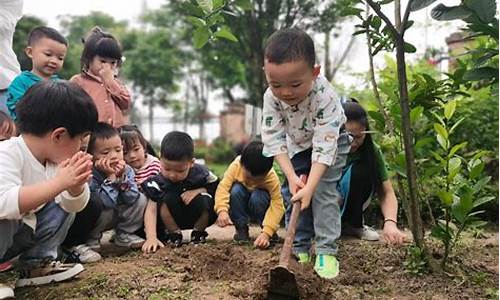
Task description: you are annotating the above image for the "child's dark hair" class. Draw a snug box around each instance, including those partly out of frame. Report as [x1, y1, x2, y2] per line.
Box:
[80, 27, 122, 70]
[16, 81, 98, 138]
[342, 100, 383, 191]
[160, 131, 193, 161]
[28, 26, 68, 46]
[264, 28, 315, 67]
[119, 125, 147, 154]
[240, 141, 274, 177]
[88, 122, 119, 154]
[0, 111, 16, 140]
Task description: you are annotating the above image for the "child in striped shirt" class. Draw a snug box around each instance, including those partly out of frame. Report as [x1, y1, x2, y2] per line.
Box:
[119, 125, 161, 185]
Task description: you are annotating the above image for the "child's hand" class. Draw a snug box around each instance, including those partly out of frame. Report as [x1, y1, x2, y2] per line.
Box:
[114, 159, 126, 178]
[98, 63, 115, 83]
[287, 173, 306, 196]
[142, 238, 164, 254]
[181, 188, 205, 205]
[291, 186, 314, 211]
[216, 211, 233, 227]
[56, 151, 93, 194]
[382, 221, 406, 245]
[254, 232, 270, 249]
[95, 157, 117, 177]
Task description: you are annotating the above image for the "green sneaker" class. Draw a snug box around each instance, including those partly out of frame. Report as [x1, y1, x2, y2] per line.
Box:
[296, 253, 311, 264]
[314, 254, 339, 279]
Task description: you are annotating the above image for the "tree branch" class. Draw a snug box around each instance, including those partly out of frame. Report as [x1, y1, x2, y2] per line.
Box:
[401, 0, 414, 35]
[364, 0, 400, 39]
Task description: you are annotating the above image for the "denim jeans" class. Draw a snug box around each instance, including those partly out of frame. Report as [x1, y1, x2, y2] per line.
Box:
[0, 90, 9, 115]
[281, 130, 351, 255]
[0, 200, 74, 266]
[229, 182, 270, 227]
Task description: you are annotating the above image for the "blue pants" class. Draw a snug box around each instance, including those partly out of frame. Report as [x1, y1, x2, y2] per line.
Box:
[229, 183, 270, 227]
[0, 201, 74, 266]
[281, 131, 351, 255]
[0, 90, 10, 115]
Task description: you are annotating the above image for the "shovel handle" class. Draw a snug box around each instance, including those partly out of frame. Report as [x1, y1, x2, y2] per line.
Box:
[278, 175, 307, 267]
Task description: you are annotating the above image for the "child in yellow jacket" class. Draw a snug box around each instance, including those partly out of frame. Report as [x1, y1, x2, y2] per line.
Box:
[215, 141, 284, 249]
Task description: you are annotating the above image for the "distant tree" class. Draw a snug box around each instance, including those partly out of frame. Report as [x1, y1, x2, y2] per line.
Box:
[12, 15, 45, 72]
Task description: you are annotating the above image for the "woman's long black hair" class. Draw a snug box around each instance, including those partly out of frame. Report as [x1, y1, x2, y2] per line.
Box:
[343, 100, 384, 193]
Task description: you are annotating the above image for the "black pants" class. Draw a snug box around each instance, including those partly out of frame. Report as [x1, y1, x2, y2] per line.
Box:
[163, 193, 216, 230]
[63, 195, 104, 248]
[341, 159, 373, 228]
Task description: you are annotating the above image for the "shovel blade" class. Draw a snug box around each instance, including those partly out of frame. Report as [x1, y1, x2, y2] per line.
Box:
[267, 266, 300, 300]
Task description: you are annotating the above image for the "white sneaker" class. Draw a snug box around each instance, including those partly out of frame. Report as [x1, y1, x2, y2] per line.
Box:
[113, 233, 145, 249]
[85, 238, 101, 250]
[0, 284, 14, 299]
[71, 245, 102, 263]
[343, 224, 380, 241]
[16, 261, 84, 287]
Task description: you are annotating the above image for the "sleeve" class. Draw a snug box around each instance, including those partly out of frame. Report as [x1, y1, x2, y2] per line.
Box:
[56, 184, 90, 213]
[6, 76, 28, 120]
[89, 177, 119, 209]
[214, 160, 238, 214]
[118, 166, 141, 205]
[141, 177, 165, 203]
[261, 171, 285, 237]
[261, 89, 288, 158]
[105, 78, 131, 111]
[0, 146, 23, 220]
[311, 80, 346, 166]
[204, 170, 219, 197]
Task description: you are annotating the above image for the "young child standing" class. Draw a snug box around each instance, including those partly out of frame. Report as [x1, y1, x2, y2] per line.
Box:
[71, 27, 130, 127]
[0, 81, 97, 297]
[214, 141, 284, 249]
[7, 26, 67, 119]
[119, 125, 161, 186]
[261, 28, 350, 279]
[141, 131, 219, 253]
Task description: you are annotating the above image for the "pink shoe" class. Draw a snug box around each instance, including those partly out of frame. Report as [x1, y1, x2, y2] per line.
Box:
[0, 261, 13, 272]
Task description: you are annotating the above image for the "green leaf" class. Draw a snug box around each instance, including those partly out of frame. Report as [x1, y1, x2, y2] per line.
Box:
[437, 190, 453, 206]
[431, 223, 452, 241]
[410, 106, 424, 124]
[431, 150, 446, 164]
[431, 4, 472, 21]
[186, 16, 206, 28]
[197, 0, 214, 13]
[463, 67, 499, 81]
[214, 26, 238, 42]
[404, 42, 417, 53]
[193, 26, 211, 49]
[367, 110, 386, 131]
[443, 100, 456, 120]
[449, 117, 465, 134]
[464, 0, 496, 23]
[434, 123, 448, 139]
[473, 176, 491, 193]
[213, 0, 225, 10]
[448, 157, 462, 182]
[410, 0, 437, 11]
[452, 187, 474, 223]
[415, 137, 434, 150]
[234, 0, 253, 10]
[469, 161, 485, 180]
[431, 111, 445, 127]
[372, 16, 382, 30]
[353, 30, 367, 36]
[473, 196, 495, 209]
[449, 142, 467, 157]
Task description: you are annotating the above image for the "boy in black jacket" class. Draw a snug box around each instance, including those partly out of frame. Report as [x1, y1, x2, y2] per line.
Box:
[141, 131, 219, 252]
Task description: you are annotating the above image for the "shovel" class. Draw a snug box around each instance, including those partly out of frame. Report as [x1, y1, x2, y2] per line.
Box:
[267, 175, 307, 300]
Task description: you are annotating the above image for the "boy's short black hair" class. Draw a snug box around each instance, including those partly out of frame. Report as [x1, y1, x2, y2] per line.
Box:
[88, 122, 120, 154]
[160, 131, 193, 161]
[240, 141, 274, 177]
[264, 28, 315, 67]
[16, 80, 98, 138]
[81, 27, 123, 70]
[28, 26, 68, 46]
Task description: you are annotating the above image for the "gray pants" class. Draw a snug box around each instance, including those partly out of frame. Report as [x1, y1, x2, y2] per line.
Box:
[282, 131, 351, 255]
[0, 201, 74, 266]
[88, 193, 147, 241]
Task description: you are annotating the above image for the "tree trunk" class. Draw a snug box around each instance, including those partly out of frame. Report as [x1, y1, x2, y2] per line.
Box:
[324, 31, 332, 81]
[331, 36, 355, 81]
[148, 98, 154, 143]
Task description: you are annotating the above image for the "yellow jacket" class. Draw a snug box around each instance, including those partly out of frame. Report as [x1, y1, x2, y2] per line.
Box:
[215, 157, 285, 237]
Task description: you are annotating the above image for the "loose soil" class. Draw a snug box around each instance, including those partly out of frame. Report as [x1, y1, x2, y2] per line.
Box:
[4, 227, 498, 300]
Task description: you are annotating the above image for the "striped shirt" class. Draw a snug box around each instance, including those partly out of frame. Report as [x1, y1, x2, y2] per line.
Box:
[134, 154, 161, 186]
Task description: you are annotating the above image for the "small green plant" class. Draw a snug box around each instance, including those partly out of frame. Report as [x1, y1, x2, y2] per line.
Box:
[430, 100, 495, 269]
[485, 288, 499, 299]
[403, 245, 427, 275]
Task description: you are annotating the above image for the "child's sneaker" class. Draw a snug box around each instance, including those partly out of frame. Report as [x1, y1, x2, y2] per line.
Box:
[167, 231, 184, 247]
[85, 238, 101, 250]
[69, 245, 102, 263]
[190, 230, 208, 244]
[314, 254, 339, 279]
[16, 261, 84, 287]
[113, 233, 145, 249]
[233, 225, 250, 243]
[296, 253, 311, 264]
[342, 224, 379, 241]
[0, 284, 14, 299]
[0, 260, 14, 273]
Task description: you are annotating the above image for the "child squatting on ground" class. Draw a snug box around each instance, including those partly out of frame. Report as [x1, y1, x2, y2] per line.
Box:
[141, 131, 219, 253]
[214, 141, 285, 249]
[261, 28, 350, 279]
[0, 81, 98, 298]
[7, 26, 67, 120]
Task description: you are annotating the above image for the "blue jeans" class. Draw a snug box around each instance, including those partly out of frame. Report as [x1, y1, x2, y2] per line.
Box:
[0, 200, 74, 266]
[0, 90, 9, 115]
[229, 183, 270, 227]
[282, 131, 351, 255]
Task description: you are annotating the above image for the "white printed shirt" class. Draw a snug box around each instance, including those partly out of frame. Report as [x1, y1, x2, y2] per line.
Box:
[261, 75, 346, 166]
